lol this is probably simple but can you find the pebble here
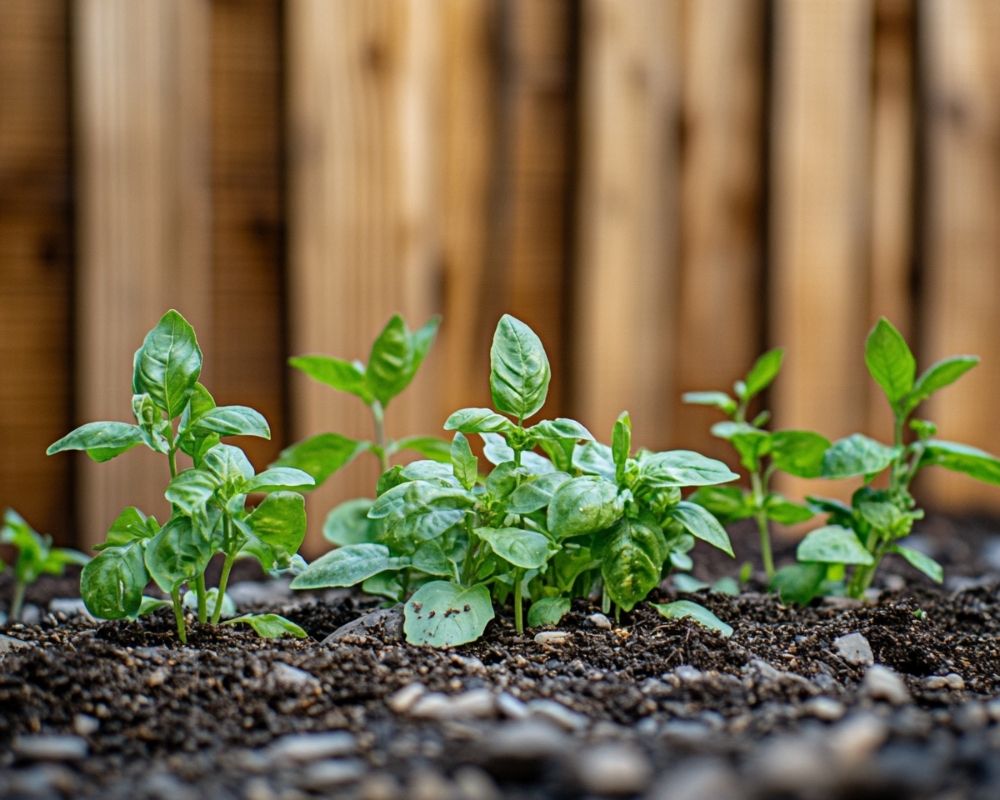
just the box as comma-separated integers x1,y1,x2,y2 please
574,743,652,796
408,769,454,800
587,612,612,630
647,758,741,800
753,735,829,790
387,682,426,714
0,633,32,654
21,604,42,625
14,734,89,761
48,598,92,619
272,662,318,688
452,766,500,800
926,673,965,691
828,713,888,765
486,719,568,763
527,699,589,732
296,759,366,790
660,720,713,745
73,713,100,736
804,696,846,721
955,702,989,731
833,632,874,666
409,689,495,721
265,731,357,763
358,773,402,800
863,665,911,704
674,665,704,682
9,764,79,796
533,631,571,646
987,698,1000,722
496,692,530,720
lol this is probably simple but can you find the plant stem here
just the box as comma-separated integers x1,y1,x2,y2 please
10,580,26,622
513,570,524,634
372,402,389,472
170,588,187,643
749,470,775,579
195,573,208,623
212,552,236,624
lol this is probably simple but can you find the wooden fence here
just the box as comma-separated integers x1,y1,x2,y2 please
3,0,1000,552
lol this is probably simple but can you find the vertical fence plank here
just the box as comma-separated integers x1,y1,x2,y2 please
210,0,286,471
0,1,73,542
921,0,1000,511
674,0,765,459
769,0,873,499
286,0,442,550
74,0,212,546
574,0,682,449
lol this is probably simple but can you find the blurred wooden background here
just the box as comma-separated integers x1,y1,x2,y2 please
3,0,1000,551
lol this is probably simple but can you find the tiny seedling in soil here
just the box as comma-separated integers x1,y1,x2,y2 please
292,314,737,646
773,317,1000,603
684,349,829,579
0,509,88,621
47,310,312,641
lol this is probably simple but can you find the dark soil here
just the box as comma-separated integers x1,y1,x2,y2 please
1,516,999,799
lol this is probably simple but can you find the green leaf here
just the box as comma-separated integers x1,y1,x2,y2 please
184,587,236,619
244,467,315,493
80,544,147,619
527,418,594,443
688,486,755,524
478,433,554,474
744,348,785,399
612,411,631,482
682,391,737,416
362,572,405,602
821,434,899,479
891,544,943,583
856,499,903,532
601,516,668,611
770,430,831,479
490,314,551,420
323,498,377,545
144,516,214,592
450,432,478,490
475,527,551,570
290,543,405,589
904,355,979,413
289,354,371,404
527,596,571,627
444,407,516,434
796,525,874,565
638,450,739,488
223,613,308,639
668,501,734,556
273,433,369,487
404,581,495,647
411,540,456,578
132,309,203,419
547,477,623,539
771,562,826,605
865,317,916,406
508,472,571,514
101,506,157,548
711,422,771,471
47,421,145,463
572,441,616,481
138,596,171,617
651,600,733,638
764,495,814,525
919,440,1000,485
242,492,308,570
190,406,270,439
164,469,219,515
364,315,413,405
201,444,255,490
399,460,461,487
392,435,451,462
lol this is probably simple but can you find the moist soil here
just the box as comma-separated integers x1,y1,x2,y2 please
1,515,999,799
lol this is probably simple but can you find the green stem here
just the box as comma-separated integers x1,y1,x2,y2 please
513,570,524,634
10,580,26,622
749,470,774,579
170,588,187,643
195,573,208,623
372,402,389,472
212,552,236,625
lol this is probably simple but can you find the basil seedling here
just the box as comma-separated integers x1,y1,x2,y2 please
292,314,738,646
773,318,1000,603
684,349,829,578
1,510,89,622
48,310,312,641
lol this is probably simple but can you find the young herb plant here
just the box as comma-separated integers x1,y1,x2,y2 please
773,318,1000,603
47,310,314,641
1,510,89,622
684,349,829,579
291,314,739,646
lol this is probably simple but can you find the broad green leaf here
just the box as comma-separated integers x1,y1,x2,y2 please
190,406,270,439
638,450,739,488
527,596,571,628
399,460,461,487
201,444,255,491
479,433,555,474
796,525,874,565
184,588,236,619
891,544,943,583
711,422,770,470
547,477,623,539
821,434,899,479
865,317,915,406
362,572,405,602
411,539,456,578
242,492,308,569
764,496,814,525
368,481,475,532
612,412,631,483
138,596,171,617
711,576,741,596
904,355,979,413
444,408,516,434
273,433,369,487
475,527,551,570
508,472,571,514
744,348,785,399
681,391,737,416
450,432,478,490
289,354,371,403
144,516,214,592
81,544,147,619
223,613,308,639
919,440,1000,485
527,418,594,443
132,393,169,453
652,600,733,638
688,486,755,524
404,581,495,647
771,562,826,605
601,516,668,611
244,467,315,493
290,543,405,589
132,310,203,419
490,314,550,420
856,499,903,532
323,498,377,545
165,469,219,515
770,430,831,479
47,421,145,463
668,501,734,556
672,573,710,593
485,461,525,499
101,506,156,548
392,435,451,463
365,315,414,405
572,440,616,481
408,316,441,384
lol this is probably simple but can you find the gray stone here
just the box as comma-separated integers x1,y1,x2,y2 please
73,714,99,736
48,598,92,619
21,604,42,625
14,734,88,761
587,612,612,630
804,696,846,721
9,764,79,796
226,580,292,606
272,662,318,688
358,773,402,800
408,769,454,800
833,632,874,666
296,759,366,790
955,702,989,731
660,720,712,746
486,719,568,762
0,633,32,654
674,665,704,682
266,731,357,763
647,759,741,800
452,766,500,800
409,689,495,721
574,743,652,796
863,665,911,704
527,699,589,731
753,735,829,791
828,713,888,765
496,692,529,720
533,630,571,646
387,682,427,714
323,606,404,643
926,672,965,691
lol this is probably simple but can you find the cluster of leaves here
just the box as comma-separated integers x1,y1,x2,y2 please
47,311,313,641
292,315,738,646
275,315,447,490
1,510,88,621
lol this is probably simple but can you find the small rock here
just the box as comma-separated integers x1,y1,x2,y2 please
833,632,874,666
486,719,568,763
753,735,828,790
647,758,741,800
409,689,495,721
829,713,888,765
587,612,612,630
804,696,846,721
674,665,704,682
533,631,571,646
660,720,712,745
73,714,99,736
496,692,529,720
358,773,402,800
527,699,589,732
272,662,318,688
575,743,652,796
14,734,88,761
452,766,500,800
266,731,357,763
387,683,427,714
408,769,453,800
986,698,1000,722
323,606,404,643
863,665,911,705
926,672,965,691
0,633,32,654
243,778,277,800
48,598,92,619
744,659,781,681
955,702,989,731
144,772,195,800
9,764,78,795
147,668,168,688
297,759,366,790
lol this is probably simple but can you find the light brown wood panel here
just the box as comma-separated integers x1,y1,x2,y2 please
0,1,73,543
573,0,683,450
74,0,212,546
210,0,286,473
769,0,873,500
674,0,765,460
921,0,1000,511
286,0,443,551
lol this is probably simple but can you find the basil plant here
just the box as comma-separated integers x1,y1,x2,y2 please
292,315,738,646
